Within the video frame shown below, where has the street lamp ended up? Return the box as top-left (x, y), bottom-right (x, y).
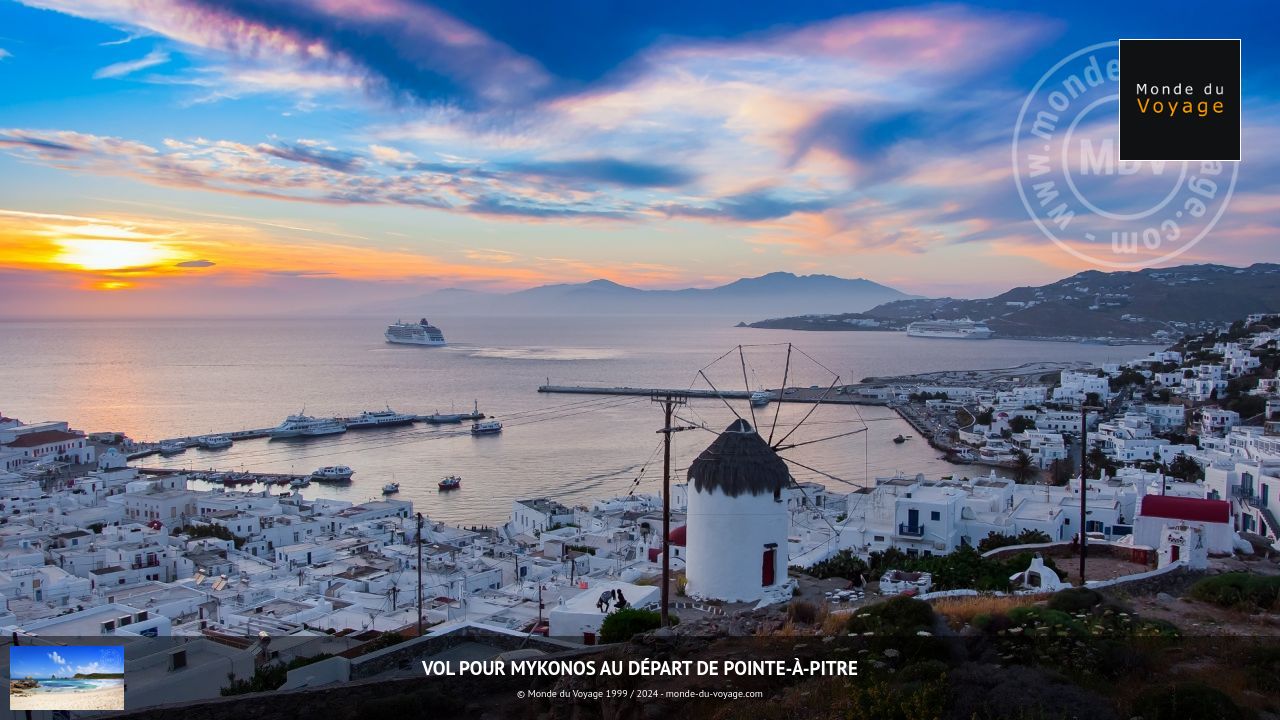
top-left (1078, 404), bottom-right (1105, 586)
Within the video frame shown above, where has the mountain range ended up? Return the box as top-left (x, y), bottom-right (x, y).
top-left (363, 272), bottom-right (917, 317)
top-left (748, 263), bottom-right (1280, 341)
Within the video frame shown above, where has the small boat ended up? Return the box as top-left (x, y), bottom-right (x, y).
top-left (438, 475), bottom-right (461, 491)
top-left (750, 390), bottom-right (772, 407)
top-left (893, 435), bottom-right (908, 444)
top-left (289, 476), bottom-right (310, 488)
top-left (159, 441), bottom-right (184, 456)
top-left (310, 465), bottom-right (354, 482)
top-left (382, 482), bottom-right (400, 494)
top-left (200, 435), bottom-right (232, 450)
top-left (471, 419), bottom-right (503, 435)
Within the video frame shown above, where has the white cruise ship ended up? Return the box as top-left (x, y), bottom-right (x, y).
top-left (385, 318), bottom-right (446, 346)
top-left (905, 319), bottom-right (994, 339)
top-left (346, 407), bottom-right (416, 429)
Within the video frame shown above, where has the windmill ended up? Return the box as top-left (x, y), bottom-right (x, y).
top-left (652, 343), bottom-right (868, 617)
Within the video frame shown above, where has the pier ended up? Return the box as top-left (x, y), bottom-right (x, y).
top-left (537, 384), bottom-right (885, 404)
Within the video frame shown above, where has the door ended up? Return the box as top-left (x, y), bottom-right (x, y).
top-left (1171, 544), bottom-right (1180, 562)
top-left (761, 548), bottom-right (776, 586)
top-left (908, 508), bottom-right (919, 531)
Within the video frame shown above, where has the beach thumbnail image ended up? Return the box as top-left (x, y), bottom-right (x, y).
top-left (9, 645), bottom-right (125, 711)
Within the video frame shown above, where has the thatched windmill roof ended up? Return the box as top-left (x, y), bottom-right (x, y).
top-left (687, 418), bottom-right (790, 497)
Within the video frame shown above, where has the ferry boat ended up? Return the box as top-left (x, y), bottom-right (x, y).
top-left (438, 475), bottom-right (461, 491)
top-left (270, 414), bottom-right (347, 439)
top-left (385, 318), bottom-right (446, 346)
top-left (199, 435), bottom-right (232, 450)
top-left (471, 419), bottom-right (503, 435)
top-left (159, 441), bottom-right (184, 456)
top-left (750, 391), bottom-right (772, 407)
top-left (346, 407), bottom-right (416, 429)
top-left (310, 465), bottom-right (354, 482)
top-left (905, 319), bottom-right (994, 339)
top-left (382, 482), bottom-right (400, 494)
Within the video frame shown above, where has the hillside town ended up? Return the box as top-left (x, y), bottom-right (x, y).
top-left (2, 314), bottom-right (1279, 707)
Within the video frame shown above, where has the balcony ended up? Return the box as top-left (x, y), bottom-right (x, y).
top-left (897, 523), bottom-right (926, 538)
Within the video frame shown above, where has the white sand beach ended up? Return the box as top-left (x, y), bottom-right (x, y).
top-left (9, 683), bottom-right (125, 711)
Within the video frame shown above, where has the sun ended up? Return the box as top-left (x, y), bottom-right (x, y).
top-left (53, 239), bottom-right (182, 271)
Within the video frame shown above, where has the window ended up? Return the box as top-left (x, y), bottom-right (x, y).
top-left (930, 511), bottom-right (941, 521)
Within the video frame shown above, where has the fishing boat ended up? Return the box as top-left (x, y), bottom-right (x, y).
top-left (289, 476), bottom-right (310, 488)
top-left (438, 475), bottom-right (461, 491)
top-left (159, 441), bottom-right (185, 456)
top-left (750, 390), bottom-right (772, 407)
top-left (382, 482), bottom-right (400, 494)
top-left (471, 419), bottom-right (503, 435)
top-left (310, 465), bottom-right (354, 482)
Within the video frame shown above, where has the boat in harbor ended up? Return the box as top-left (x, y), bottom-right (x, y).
top-left (301, 418), bottom-right (346, 437)
top-left (471, 419), bottom-right (503, 435)
top-left (159, 441), bottom-right (184, 456)
top-left (310, 465), bottom-right (354, 482)
top-left (346, 407), bottom-right (415, 429)
top-left (422, 400), bottom-right (485, 424)
top-left (750, 390), bottom-right (772, 407)
top-left (438, 475), bottom-right (461, 491)
top-left (199, 435), bottom-right (232, 450)
top-left (905, 319), bottom-right (994, 339)
top-left (270, 414), bottom-right (347, 439)
top-left (289, 476), bottom-right (310, 488)
top-left (382, 482), bottom-right (400, 494)
top-left (385, 318), bottom-right (446, 346)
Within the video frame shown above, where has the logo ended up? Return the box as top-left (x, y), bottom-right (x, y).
top-left (1013, 41), bottom-right (1237, 269)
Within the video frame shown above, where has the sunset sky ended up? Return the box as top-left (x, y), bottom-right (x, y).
top-left (1, 1), bottom-right (1277, 317)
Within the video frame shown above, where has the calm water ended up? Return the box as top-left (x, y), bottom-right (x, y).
top-left (0, 316), bottom-right (1158, 525)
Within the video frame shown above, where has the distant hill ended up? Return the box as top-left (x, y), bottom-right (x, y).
top-left (748, 264), bottom-right (1280, 341)
top-left (362, 272), bottom-right (916, 317)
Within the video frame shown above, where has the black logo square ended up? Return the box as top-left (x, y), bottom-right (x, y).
top-left (1119, 39), bottom-right (1240, 161)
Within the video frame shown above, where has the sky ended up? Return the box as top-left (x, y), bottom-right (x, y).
top-left (0, 0), bottom-right (1278, 317)
top-left (10, 645), bottom-right (124, 677)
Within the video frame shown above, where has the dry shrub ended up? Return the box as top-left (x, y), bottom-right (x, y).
top-left (929, 593), bottom-right (1042, 629)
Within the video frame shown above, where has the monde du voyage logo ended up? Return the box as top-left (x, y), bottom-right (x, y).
top-left (1013, 40), bottom-right (1241, 269)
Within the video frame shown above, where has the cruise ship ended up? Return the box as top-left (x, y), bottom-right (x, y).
top-left (385, 318), bottom-right (446, 346)
top-left (905, 319), bottom-right (994, 339)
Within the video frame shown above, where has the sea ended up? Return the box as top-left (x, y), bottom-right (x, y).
top-left (0, 315), bottom-right (1162, 526)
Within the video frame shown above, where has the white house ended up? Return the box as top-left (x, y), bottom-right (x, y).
top-left (1133, 495), bottom-right (1234, 555)
top-left (546, 580), bottom-right (660, 643)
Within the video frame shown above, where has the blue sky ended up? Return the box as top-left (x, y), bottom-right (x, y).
top-left (10, 645), bottom-right (124, 678)
top-left (0, 1), bottom-right (1277, 316)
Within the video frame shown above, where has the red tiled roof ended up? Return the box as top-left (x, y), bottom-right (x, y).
top-left (1140, 495), bottom-right (1230, 524)
top-left (669, 525), bottom-right (686, 547)
top-left (3, 429), bottom-right (82, 448)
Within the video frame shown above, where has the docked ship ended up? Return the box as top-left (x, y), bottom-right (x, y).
top-left (270, 414), bottom-right (348, 439)
top-left (385, 318), bottom-right (446, 346)
top-left (750, 390), bottom-right (772, 407)
top-left (905, 319), bottom-right (994, 339)
top-left (346, 407), bottom-right (416, 429)
top-left (311, 465), bottom-right (354, 482)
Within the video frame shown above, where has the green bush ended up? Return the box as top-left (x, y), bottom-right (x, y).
top-left (599, 607), bottom-right (666, 643)
top-left (1047, 588), bottom-right (1103, 613)
top-left (1131, 682), bottom-right (1244, 720)
top-left (1189, 572), bottom-right (1280, 611)
top-left (803, 549), bottom-right (869, 580)
top-left (976, 529), bottom-right (1052, 553)
top-left (846, 596), bottom-right (935, 636)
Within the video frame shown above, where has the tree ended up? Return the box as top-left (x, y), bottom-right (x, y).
top-left (1009, 416), bottom-right (1037, 433)
top-left (1048, 458), bottom-right (1073, 486)
top-left (976, 408), bottom-right (994, 426)
top-left (1011, 450), bottom-right (1035, 483)
top-left (1167, 455), bottom-right (1204, 482)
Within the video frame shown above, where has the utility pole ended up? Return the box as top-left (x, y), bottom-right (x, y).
top-left (415, 512), bottom-right (424, 636)
top-left (653, 393), bottom-right (687, 627)
top-left (1078, 404), bottom-right (1104, 586)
